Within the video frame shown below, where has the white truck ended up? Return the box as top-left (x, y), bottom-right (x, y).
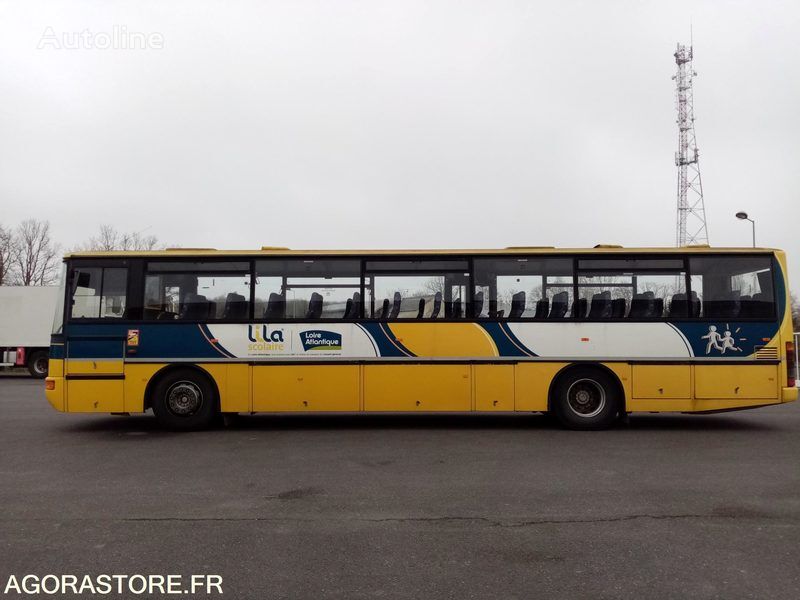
top-left (0, 286), bottom-right (59, 378)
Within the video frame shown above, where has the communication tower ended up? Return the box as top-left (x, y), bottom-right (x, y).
top-left (673, 42), bottom-right (708, 246)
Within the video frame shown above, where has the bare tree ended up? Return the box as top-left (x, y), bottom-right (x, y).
top-left (77, 225), bottom-right (163, 251)
top-left (12, 219), bottom-right (60, 286)
top-left (0, 223), bottom-right (18, 285)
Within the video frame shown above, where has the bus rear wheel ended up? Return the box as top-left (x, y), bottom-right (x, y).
top-left (551, 367), bottom-right (621, 430)
top-left (27, 351), bottom-right (49, 379)
top-left (151, 369), bottom-right (217, 431)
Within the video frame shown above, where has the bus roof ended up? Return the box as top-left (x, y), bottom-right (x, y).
top-left (62, 246), bottom-right (782, 259)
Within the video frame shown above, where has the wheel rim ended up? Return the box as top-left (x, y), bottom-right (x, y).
top-left (33, 357), bottom-right (48, 375)
top-left (566, 378), bottom-right (606, 418)
top-left (165, 381), bottom-right (203, 417)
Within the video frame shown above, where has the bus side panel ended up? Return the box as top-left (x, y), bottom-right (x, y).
top-left (604, 363), bottom-right (632, 409)
top-left (124, 364), bottom-right (164, 413)
top-left (364, 365), bottom-right (470, 411)
top-left (221, 363), bottom-right (251, 413)
top-left (627, 364), bottom-right (694, 412)
top-left (694, 364), bottom-right (778, 400)
top-left (514, 363), bottom-right (561, 412)
top-left (632, 365), bottom-right (691, 399)
top-left (253, 365), bottom-right (359, 411)
top-left (474, 364), bottom-right (514, 411)
top-left (66, 379), bottom-right (124, 412)
top-left (196, 363), bottom-right (251, 413)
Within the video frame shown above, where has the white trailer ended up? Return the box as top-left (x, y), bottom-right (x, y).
top-left (0, 286), bottom-right (59, 378)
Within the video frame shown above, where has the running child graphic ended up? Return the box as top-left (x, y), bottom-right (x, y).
top-left (720, 330), bottom-right (742, 354)
top-left (701, 325), bottom-right (723, 354)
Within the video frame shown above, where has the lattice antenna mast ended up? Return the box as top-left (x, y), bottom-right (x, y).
top-left (673, 42), bottom-right (708, 246)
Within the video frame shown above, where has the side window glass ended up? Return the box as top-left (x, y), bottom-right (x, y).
top-left (368, 275), bottom-right (446, 319)
top-left (576, 258), bottom-right (687, 320)
top-left (71, 267), bottom-right (103, 319)
top-left (473, 258), bottom-right (573, 319)
top-left (690, 256), bottom-right (774, 319)
top-left (143, 262), bottom-right (251, 321)
top-left (70, 267), bottom-right (128, 319)
top-left (364, 260), bottom-right (469, 319)
top-left (577, 274), bottom-right (631, 319)
top-left (255, 259), bottom-right (361, 320)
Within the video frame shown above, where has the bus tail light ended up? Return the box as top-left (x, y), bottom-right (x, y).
top-left (45, 378), bottom-right (55, 391)
top-left (15, 347), bottom-right (25, 367)
top-left (787, 341), bottom-right (796, 387)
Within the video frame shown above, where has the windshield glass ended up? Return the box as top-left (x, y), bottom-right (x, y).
top-left (51, 263), bottom-right (66, 334)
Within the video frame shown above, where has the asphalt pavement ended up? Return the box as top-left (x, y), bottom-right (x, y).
top-left (1, 376), bottom-right (799, 599)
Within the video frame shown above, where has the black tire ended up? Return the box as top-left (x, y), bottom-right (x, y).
top-left (27, 351), bottom-right (49, 379)
top-left (150, 368), bottom-right (217, 431)
top-left (550, 367), bottom-right (621, 430)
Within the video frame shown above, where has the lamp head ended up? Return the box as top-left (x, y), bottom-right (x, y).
top-left (735, 211), bottom-right (749, 220)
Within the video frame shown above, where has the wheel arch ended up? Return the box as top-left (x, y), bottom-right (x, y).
top-left (547, 362), bottom-right (627, 413)
top-left (143, 364), bottom-right (221, 412)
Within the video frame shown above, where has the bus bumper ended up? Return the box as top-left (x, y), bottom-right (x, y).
top-left (45, 377), bottom-right (65, 412)
top-left (783, 386), bottom-right (798, 403)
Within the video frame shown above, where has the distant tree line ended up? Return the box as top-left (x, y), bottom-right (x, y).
top-left (0, 220), bottom-right (165, 286)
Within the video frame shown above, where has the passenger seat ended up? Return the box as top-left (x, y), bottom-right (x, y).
top-left (533, 298), bottom-right (549, 320)
top-left (570, 298), bottom-right (587, 319)
top-left (588, 291), bottom-right (611, 319)
top-left (306, 292), bottom-right (323, 319)
top-left (471, 291), bottom-right (484, 318)
top-left (548, 292), bottom-right (569, 319)
top-left (180, 293), bottom-right (209, 320)
top-left (264, 293), bottom-right (285, 320)
top-left (416, 298), bottom-right (426, 319)
top-left (389, 292), bottom-right (402, 319)
top-left (429, 292), bottom-right (442, 319)
top-left (509, 291), bottom-right (526, 318)
top-left (379, 298), bottom-right (390, 319)
top-left (223, 293), bottom-right (248, 320)
top-left (611, 298), bottom-right (626, 318)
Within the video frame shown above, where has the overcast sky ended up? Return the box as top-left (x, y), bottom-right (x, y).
top-left (1, 1), bottom-right (798, 283)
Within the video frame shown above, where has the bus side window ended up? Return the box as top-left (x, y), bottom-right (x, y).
top-left (473, 257), bottom-right (574, 320)
top-left (255, 259), bottom-right (361, 320)
top-left (143, 262), bottom-right (251, 321)
top-left (69, 267), bottom-right (128, 319)
top-left (576, 259), bottom-right (687, 320)
top-left (689, 256), bottom-right (775, 320)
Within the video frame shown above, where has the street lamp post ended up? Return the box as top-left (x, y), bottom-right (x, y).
top-left (736, 211), bottom-right (756, 248)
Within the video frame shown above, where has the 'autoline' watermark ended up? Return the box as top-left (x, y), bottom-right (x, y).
top-left (38, 26), bottom-right (164, 50)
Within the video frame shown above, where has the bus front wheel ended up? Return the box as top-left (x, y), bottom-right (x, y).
top-left (151, 369), bottom-right (217, 431)
top-left (550, 367), bottom-right (621, 430)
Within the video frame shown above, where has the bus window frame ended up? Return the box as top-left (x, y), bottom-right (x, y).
top-left (62, 251), bottom-right (781, 325)
top-left (142, 258), bottom-right (255, 322)
top-left (685, 253), bottom-right (778, 322)
top-left (66, 258), bottom-right (132, 323)
top-left (573, 254), bottom-right (690, 322)
top-left (359, 254), bottom-right (473, 322)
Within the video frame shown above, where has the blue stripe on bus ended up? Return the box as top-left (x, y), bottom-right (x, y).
top-left (478, 322), bottom-right (533, 357)
top-left (357, 322), bottom-right (415, 357)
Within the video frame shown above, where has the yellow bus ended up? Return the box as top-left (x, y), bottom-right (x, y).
top-left (45, 246), bottom-right (797, 430)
